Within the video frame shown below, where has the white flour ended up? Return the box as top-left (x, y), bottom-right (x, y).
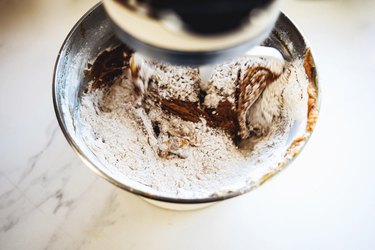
top-left (78, 54), bottom-right (309, 199)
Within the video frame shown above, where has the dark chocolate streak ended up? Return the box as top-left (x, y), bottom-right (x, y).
top-left (86, 45), bottom-right (133, 89)
top-left (86, 45), bottom-right (275, 141)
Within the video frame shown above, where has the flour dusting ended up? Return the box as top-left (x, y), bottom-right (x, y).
top-left (78, 50), bottom-right (309, 199)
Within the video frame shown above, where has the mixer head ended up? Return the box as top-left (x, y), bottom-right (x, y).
top-left (103, 0), bottom-right (281, 65)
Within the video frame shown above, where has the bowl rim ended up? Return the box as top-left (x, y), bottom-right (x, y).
top-left (53, 2), bottom-right (321, 204)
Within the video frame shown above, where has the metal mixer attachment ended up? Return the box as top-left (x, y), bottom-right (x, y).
top-left (103, 0), bottom-right (281, 66)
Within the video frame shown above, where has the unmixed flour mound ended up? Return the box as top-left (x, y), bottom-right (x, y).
top-left (78, 45), bottom-right (309, 199)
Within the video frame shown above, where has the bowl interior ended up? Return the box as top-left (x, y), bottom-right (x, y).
top-left (53, 3), bottom-right (318, 204)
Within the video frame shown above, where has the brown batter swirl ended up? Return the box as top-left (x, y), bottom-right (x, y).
top-left (85, 46), bottom-right (281, 144)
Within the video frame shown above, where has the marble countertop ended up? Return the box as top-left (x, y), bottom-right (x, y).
top-left (1, 0), bottom-right (375, 249)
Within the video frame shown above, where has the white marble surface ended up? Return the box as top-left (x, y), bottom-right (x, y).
top-left (1, 0), bottom-right (375, 249)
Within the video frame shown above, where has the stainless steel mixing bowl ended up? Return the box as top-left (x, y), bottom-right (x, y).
top-left (53, 3), bottom-right (320, 207)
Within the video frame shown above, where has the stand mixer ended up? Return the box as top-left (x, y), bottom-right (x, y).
top-left (103, 0), bottom-right (282, 66)
top-left (53, 2), bottom-right (319, 206)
